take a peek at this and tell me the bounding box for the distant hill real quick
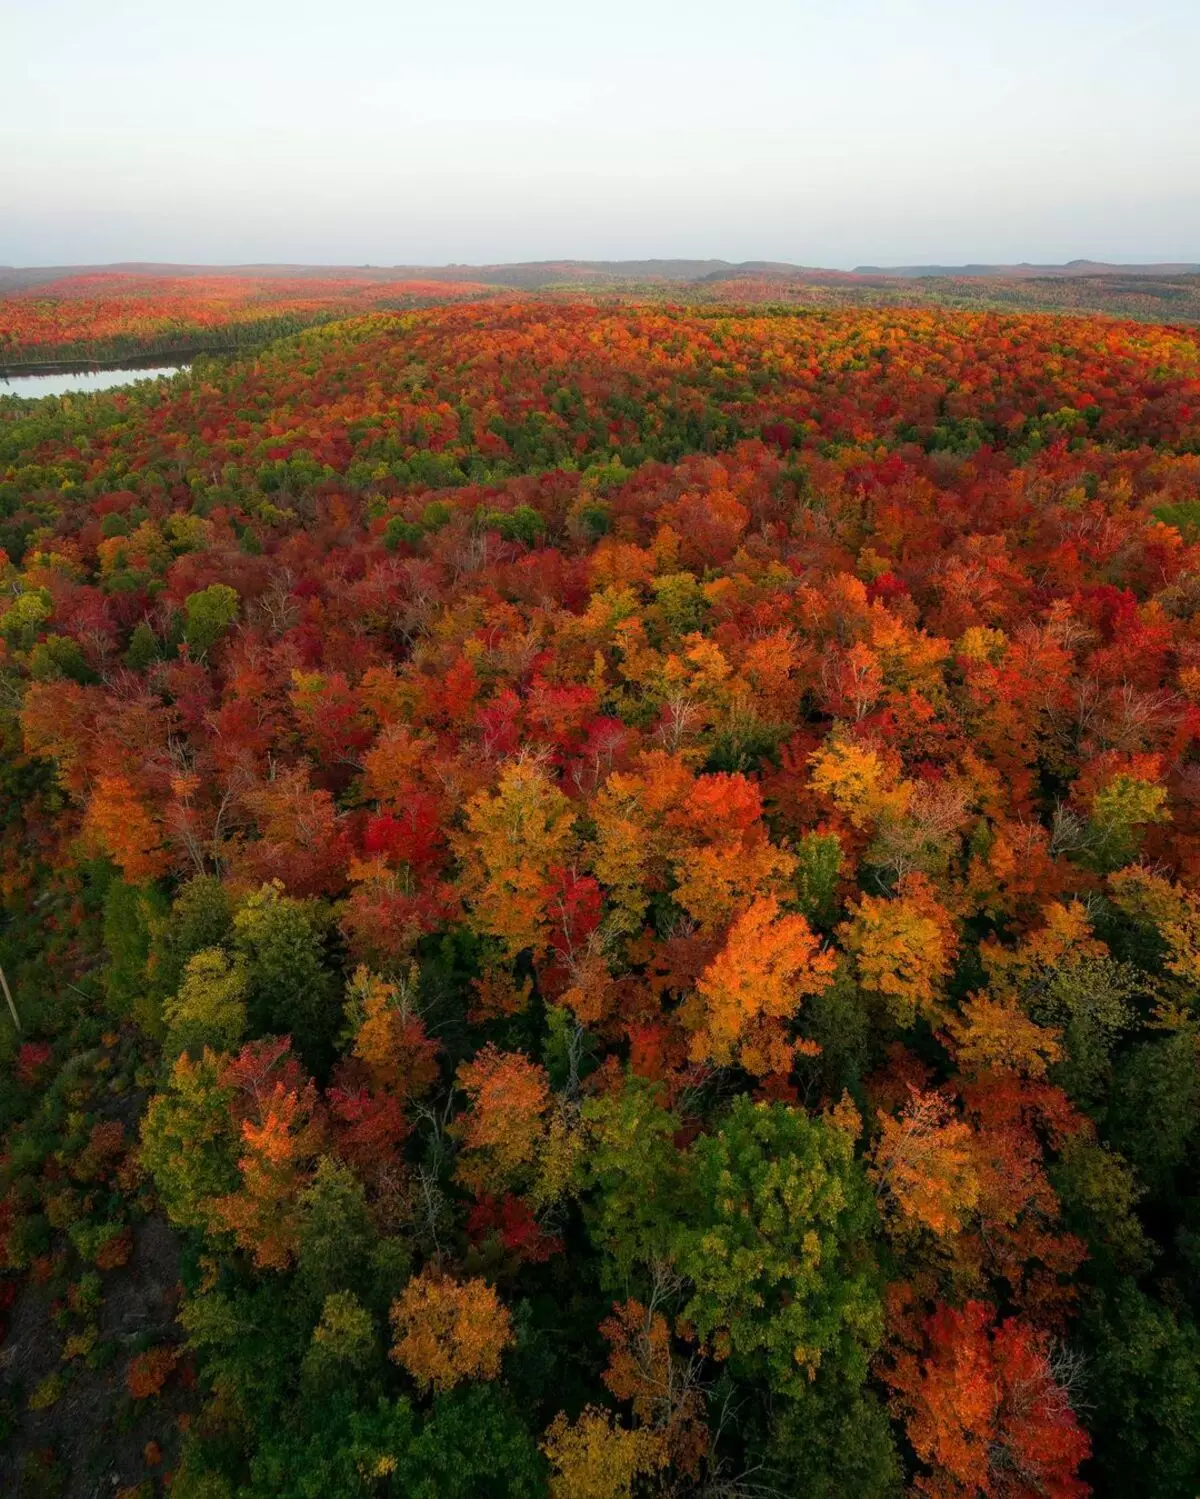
[4,258,1199,294]
[0,260,741,292]
[3,259,1199,327]
[853,260,1200,278]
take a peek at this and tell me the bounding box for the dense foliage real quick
[683,271,1200,324]
[2,300,1200,1496]
[3,266,1196,376]
[0,274,499,368]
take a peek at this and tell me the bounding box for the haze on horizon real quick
[2,0,1198,271]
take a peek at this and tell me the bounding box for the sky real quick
[2,0,1198,269]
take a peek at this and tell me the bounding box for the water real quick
[0,364,185,399]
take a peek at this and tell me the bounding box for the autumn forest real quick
[3,281,1200,1498]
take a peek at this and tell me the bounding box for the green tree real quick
[756,1367,902,1499]
[396,1385,547,1498]
[798,960,873,1100]
[1107,1029,1200,1198]
[0,586,51,649]
[301,1291,379,1389]
[27,633,96,683]
[240,1391,411,1499]
[140,1049,238,1229]
[180,1277,312,1426]
[673,1098,882,1396]
[793,830,845,928]
[102,876,169,1031]
[1091,776,1171,871]
[152,874,235,998]
[243,1387,546,1499]
[296,1156,387,1308]
[125,618,160,669]
[650,570,707,637]
[1025,953,1141,1109]
[163,947,248,1058]
[234,883,337,1069]
[184,583,240,657]
[579,1074,684,1284]
[1051,1133,1153,1284]
[1082,1283,1200,1498]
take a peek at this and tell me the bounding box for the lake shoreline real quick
[0,348,211,378]
[1,361,189,399]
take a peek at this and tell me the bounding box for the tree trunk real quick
[0,963,19,1031]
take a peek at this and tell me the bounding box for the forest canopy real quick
[2,297,1200,1496]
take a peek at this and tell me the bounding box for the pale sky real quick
[2,0,1198,268]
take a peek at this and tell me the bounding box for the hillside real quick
[2,301,1200,1497]
[4,267,1199,377]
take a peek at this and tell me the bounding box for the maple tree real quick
[211,1072,325,1270]
[343,963,439,1102]
[451,1044,553,1196]
[885,1298,1090,1499]
[0,270,499,364]
[80,773,170,882]
[869,1087,979,1238]
[682,894,835,1076]
[126,1344,180,1400]
[600,1296,708,1479]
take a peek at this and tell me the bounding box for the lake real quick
[0,364,186,399]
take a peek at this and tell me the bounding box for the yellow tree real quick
[839,873,957,1025]
[808,736,913,831]
[979,900,1106,1001]
[943,992,1063,1080]
[542,1407,666,1499]
[591,751,695,930]
[457,758,577,958]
